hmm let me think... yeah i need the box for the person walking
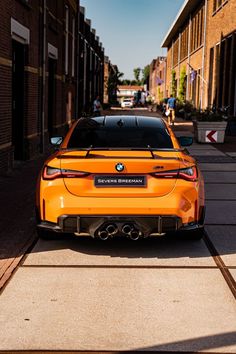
[93,96,102,117]
[167,94,176,126]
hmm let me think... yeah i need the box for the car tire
[183,227,205,240]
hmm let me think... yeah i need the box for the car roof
[77,116,166,129]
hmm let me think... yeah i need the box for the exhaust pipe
[122,224,133,235]
[122,224,141,240]
[98,230,109,241]
[106,224,118,236]
[129,229,140,241]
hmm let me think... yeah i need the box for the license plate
[94,175,146,187]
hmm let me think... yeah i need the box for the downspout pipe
[75,7,80,119]
[186,14,192,101]
[200,0,208,109]
[178,31,181,96]
[41,0,46,153]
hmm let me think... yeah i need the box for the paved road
[0,109,236,353]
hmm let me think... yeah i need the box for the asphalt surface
[0,108,236,353]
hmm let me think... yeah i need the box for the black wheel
[182,227,205,240]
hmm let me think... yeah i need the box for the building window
[72,16,75,77]
[65,5,69,75]
[213,0,228,13]
[190,5,204,53]
[173,38,179,66]
[180,24,189,60]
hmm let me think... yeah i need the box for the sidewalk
[0,155,47,288]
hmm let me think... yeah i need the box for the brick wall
[163,0,236,111]
[0,0,81,174]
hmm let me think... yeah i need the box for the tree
[141,65,150,85]
[133,67,141,83]
[122,79,131,85]
[106,69,124,104]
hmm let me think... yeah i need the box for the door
[12,40,25,160]
[48,58,56,137]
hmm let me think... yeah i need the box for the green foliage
[122,79,131,85]
[133,67,141,83]
[178,66,186,103]
[107,69,124,104]
[157,87,163,102]
[171,70,177,97]
[141,65,150,84]
[191,108,224,121]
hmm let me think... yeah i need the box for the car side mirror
[50,136,63,146]
[178,136,193,147]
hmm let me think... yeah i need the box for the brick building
[162,0,236,114]
[0,1,106,174]
[149,56,167,103]
[0,0,80,173]
[103,56,118,104]
[78,7,104,115]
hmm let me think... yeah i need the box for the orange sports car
[36,116,205,240]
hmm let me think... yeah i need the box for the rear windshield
[68,119,173,149]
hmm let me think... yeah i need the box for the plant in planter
[177,100,194,120]
[191,108,227,143]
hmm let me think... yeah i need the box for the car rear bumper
[37,214,204,238]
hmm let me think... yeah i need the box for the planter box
[193,121,227,143]
[226,121,236,136]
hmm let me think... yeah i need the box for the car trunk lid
[59,149,188,198]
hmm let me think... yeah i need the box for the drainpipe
[200,0,208,109]
[178,31,181,96]
[41,0,46,153]
[164,58,167,98]
[186,14,192,100]
[171,39,174,95]
[75,7,79,118]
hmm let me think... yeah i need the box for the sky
[80,0,184,80]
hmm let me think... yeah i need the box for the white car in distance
[121,98,133,108]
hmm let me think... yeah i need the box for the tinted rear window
[68,118,173,149]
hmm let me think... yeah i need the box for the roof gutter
[161,0,201,48]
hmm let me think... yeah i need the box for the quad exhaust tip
[97,223,142,241]
[122,224,142,241]
[98,230,109,241]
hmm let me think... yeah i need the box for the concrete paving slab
[199,163,236,171]
[174,131,193,137]
[188,149,226,156]
[23,237,215,267]
[203,171,236,183]
[205,226,236,267]
[0,268,236,352]
[205,201,236,225]
[226,152,236,157]
[205,184,236,200]
[189,144,219,150]
[196,156,234,163]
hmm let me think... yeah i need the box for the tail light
[43,166,90,180]
[152,166,198,182]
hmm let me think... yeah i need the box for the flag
[156,76,164,85]
[187,63,197,83]
[190,69,197,83]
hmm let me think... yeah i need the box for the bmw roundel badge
[116,163,125,172]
